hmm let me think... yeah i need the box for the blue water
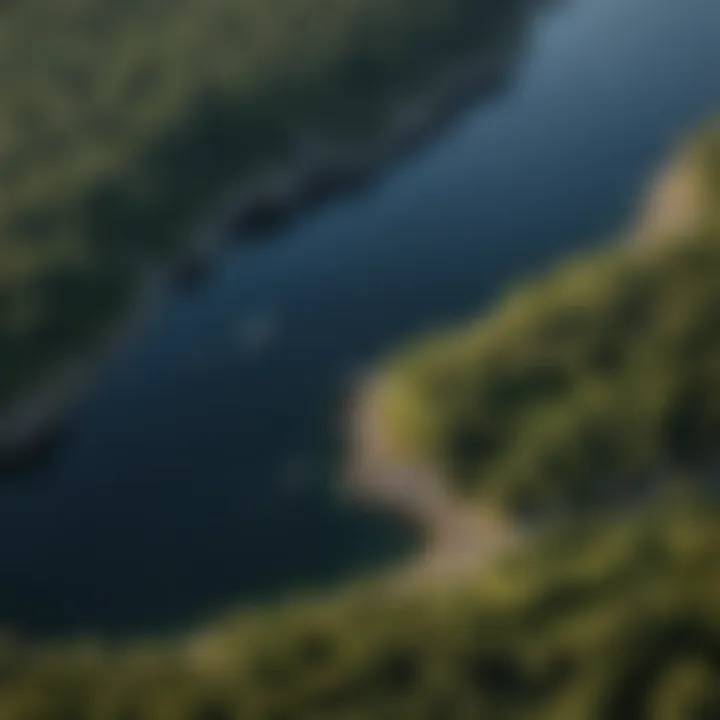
[1,0,718,637]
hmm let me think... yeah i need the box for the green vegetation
[0,501,717,719]
[3,22,719,714]
[0,125,718,720]
[0,0,529,404]
[377,126,720,514]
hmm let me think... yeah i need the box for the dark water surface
[1,0,719,637]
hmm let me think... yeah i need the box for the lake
[0,0,718,638]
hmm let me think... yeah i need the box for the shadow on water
[147,6,539,293]
[0,423,72,483]
[171,60,524,297]
[257,1,570,239]
[224,46,523,247]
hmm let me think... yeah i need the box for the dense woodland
[0,0,529,403]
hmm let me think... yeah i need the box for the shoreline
[344,378,517,586]
[0,43,521,469]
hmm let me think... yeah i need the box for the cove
[0,0,719,638]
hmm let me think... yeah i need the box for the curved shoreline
[342,138,716,580]
[341,144,711,581]
[344,378,517,586]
